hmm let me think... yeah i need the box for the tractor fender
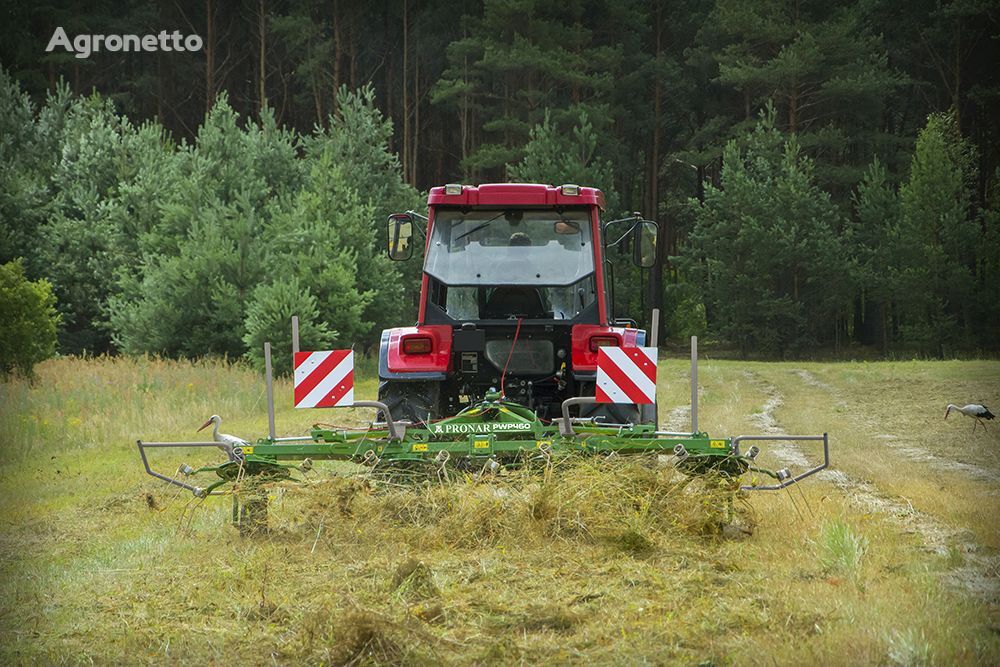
[378,327,450,381]
[570,324,647,372]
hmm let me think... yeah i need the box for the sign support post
[691,336,698,434]
[264,342,276,439]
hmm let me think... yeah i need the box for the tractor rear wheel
[640,402,659,426]
[581,401,640,425]
[578,382,656,426]
[377,380,441,425]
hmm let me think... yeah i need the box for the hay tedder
[138,390,829,497]
[137,183,830,529]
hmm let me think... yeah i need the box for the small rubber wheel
[237,493,268,537]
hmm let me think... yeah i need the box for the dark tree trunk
[205,0,215,112]
[258,0,267,113]
[646,3,664,342]
[402,0,410,183]
[332,0,341,114]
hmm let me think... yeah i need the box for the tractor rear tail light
[402,337,433,355]
[589,336,619,352]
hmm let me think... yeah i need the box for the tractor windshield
[424,209,595,287]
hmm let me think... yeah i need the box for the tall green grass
[816,519,868,583]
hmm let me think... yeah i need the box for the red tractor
[383,183,657,425]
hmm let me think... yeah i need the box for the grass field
[1,355,998,665]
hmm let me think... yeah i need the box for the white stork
[944,404,995,433]
[197,415,250,454]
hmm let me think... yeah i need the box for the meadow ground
[0,355,998,665]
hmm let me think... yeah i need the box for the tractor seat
[484,286,547,319]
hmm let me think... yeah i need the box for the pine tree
[850,158,899,351]
[109,98,304,357]
[36,94,165,353]
[432,0,630,179]
[692,0,904,195]
[976,170,1000,347]
[243,277,336,376]
[897,111,978,354]
[506,110,618,212]
[680,107,849,356]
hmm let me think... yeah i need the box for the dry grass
[0,355,998,664]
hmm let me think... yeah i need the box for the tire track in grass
[795,368,997,483]
[744,372,809,467]
[743,369,1000,605]
[874,434,996,484]
[791,370,998,486]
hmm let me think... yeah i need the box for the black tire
[639,401,658,427]
[377,380,441,424]
[577,381,642,425]
[582,402,641,425]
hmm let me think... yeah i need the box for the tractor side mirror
[387,213,413,261]
[633,220,657,269]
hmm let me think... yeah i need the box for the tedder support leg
[354,400,406,440]
[559,397,598,436]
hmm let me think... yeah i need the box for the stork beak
[197,418,212,432]
[944,408,950,419]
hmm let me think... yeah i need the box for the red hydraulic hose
[500,317,523,398]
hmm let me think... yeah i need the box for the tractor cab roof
[428,183,605,211]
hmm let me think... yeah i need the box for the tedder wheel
[377,380,441,424]
[235,490,268,537]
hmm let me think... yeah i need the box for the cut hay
[295,454,751,554]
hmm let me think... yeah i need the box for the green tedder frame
[138,391,830,503]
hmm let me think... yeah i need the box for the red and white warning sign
[293,350,354,408]
[595,346,658,405]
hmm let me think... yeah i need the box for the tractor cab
[383,183,656,423]
[422,207,596,322]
